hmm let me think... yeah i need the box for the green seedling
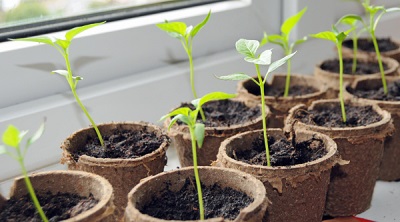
[216,39,295,166]
[342,0,400,94]
[0,122,48,222]
[338,16,366,73]
[160,91,236,220]
[261,7,308,97]
[156,11,211,100]
[12,22,105,146]
[310,26,354,123]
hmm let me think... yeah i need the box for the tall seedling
[261,7,308,97]
[12,22,105,146]
[311,26,354,123]
[157,11,211,100]
[0,123,47,222]
[160,92,236,220]
[217,39,295,166]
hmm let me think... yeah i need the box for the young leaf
[55,39,70,50]
[267,51,297,74]
[27,121,45,147]
[11,36,55,46]
[2,125,20,148]
[52,70,69,77]
[156,22,187,38]
[65,22,105,42]
[216,73,254,81]
[190,11,211,38]
[244,49,272,65]
[281,7,307,36]
[260,32,268,47]
[160,107,192,121]
[310,31,337,43]
[194,123,205,148]
[337,14,363,26]
[292,36,308,48]
[236,39,259,58]
[198,92,236,108]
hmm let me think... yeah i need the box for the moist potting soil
[320,58,388,75]
[0,192,98,221]
[347,80,400,101]
[245,83,318,97]
[140,178,253,220]
[234,133,327,166]
[343,38,399,52]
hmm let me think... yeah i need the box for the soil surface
[0,192,97,222]
[245,83,318,97]
[234,133,327,166]
[343,38,399,52]
[141,178,253,220]
[347,80,400,101]
[178,100,261,127]
[294,104,382,128]
[73,128,168,160]
[320,58,388,75]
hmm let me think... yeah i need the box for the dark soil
[73,128,168,160]
[178,100,261,127]
[0,192,97,222]
[245,83,318,97]
[294,104,382,128]
[343,38,399,52]
[141,178,253,220]
[320,58,388,75]
[234,133,327,166]
[347,80,400,101]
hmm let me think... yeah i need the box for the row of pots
[2,40,400,221]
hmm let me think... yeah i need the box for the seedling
[0,122,48,222]
[160,91,236,220]
[310,26,354,123]
[156,11,211,99]
[216,39,295,166]
[261,7,308,97]
[12,22,105,146]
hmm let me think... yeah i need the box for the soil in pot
[320,58,387,75]
[345,77,400,181]
[234,133,327,167]
[286,100,393,216]
[246,84,318,98]
[140,178,253,220]
[0,192,98,221]
[71,128,168,160]
[168,99,264,167]
[343,38,399,53]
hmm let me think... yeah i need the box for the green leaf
[52,70,69,77]
[310,31,337,43]
[236,39,259,58]
[11,36,55,46]
[197,92,236,108]
[385,7,400,13]
[267,51,297,74]
[168,114,183,130]
[55,39,70,50]
[65,22,105,42]
[160,107,192,121]
[190,10,211,38]
[216,73,253,81]
[337,14,363,26]
[156,22,187,38]
[291,36,307,48]
[26,121,45,147]
[260,32,268,47]
[0,145,7,155]
[281,7,307,36]
[2,125,20,148]
[194,123,205,148]
[244,49,272,65]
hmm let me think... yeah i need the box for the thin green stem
[17,148,48,222]
[283,48,292,97]
[352,36,358,74]
[255,64,271,166]
[371,32,388,94]
[189,127,204,220]
[338,44,347,123]
[64,54,104,146]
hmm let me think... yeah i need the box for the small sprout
[261,7,308,97]
[310,25,354,123]
[0,122,48,222]
[217,39,295,166]
[160,91,236,220]
[157,11,211,100]
[12,22,105,146]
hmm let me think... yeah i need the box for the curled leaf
[194,123,205,148]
